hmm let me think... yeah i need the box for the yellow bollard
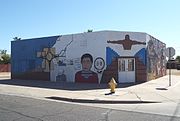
[108,77,117,93]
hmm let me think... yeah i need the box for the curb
[45,96,161,104]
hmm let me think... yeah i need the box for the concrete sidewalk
[1,75,179,103]
[0,72,180,117]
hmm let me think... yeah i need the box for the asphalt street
[0,94,180,121]
[0,71,180,120]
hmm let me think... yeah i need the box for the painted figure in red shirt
[75,53,98,83]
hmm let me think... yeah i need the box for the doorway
[118,58,135,83]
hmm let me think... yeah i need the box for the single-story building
[11,30,167,83]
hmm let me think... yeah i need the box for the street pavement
[0,71,180,118]
[2,94,179,121]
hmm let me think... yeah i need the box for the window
[128,59,134,71]
[118,60,125,71]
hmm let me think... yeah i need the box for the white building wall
[50,31,147,83]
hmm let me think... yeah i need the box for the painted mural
[75,53,98,83]
[107,34,146,50]
[37,47,56,72]
[101,34,147,83]
[147,36,166,80]
[94,57,105,73]
[11,31,166,83]
[49,32,149,83]
[50,33,147,83]
[50,34,99,83]
[11,36,58,80]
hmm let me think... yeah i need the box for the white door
[118,58,135,83]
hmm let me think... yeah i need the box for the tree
[176,56,180,63]
[13,37,21,40]
[0,50,11,64]
[87,29,93,32]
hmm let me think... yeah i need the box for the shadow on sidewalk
[45,96,161,104]
[0,79,141,91]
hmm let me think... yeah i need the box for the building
[11,30,167,83]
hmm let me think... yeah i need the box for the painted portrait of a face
[81,57,92,71]
[75,53,98,83]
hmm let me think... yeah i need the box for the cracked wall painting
[50,35,100,83]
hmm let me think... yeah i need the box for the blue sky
[0,0,180,57]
